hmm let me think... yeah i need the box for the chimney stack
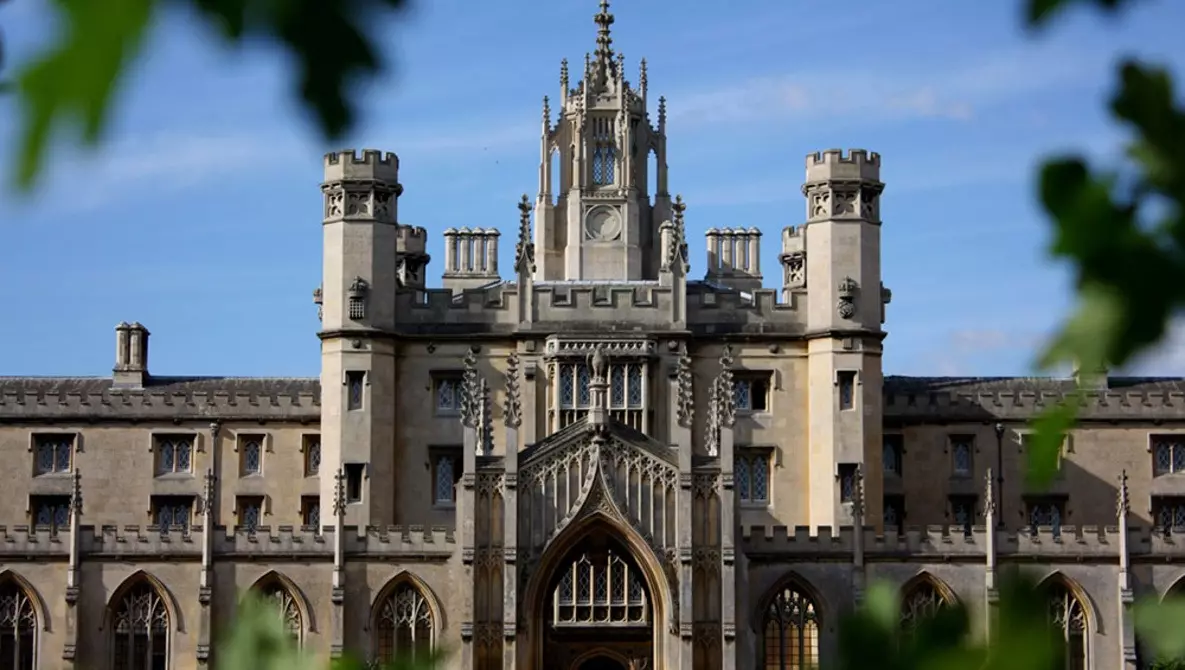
[113,322,150,388]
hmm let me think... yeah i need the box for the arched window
[0,580,36,670]
[1046,582,1087,670]
[254,580,301,645]
[111,582,169,670]
[900,578,951,633]
[762,582,820,670]
[551,548,648,626]
[374,583,433,666]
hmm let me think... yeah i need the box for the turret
[800,149,887,530]
[319,149,405,528]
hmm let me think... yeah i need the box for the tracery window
[551,549,648,626]
[374,583,434,666]
[154,436,193,476]
[590,118,616,186]
[111,582,169,670]
[240,437,263,476]
[1153,435,1185,476]
[1046,582,1087,670]
[950,435,974,477]
[557,361,645,430]
[736,451,771,505]
[0,580,36,670]
[899,580,950,633]
[762,583,820,670]
[255,581,301,644]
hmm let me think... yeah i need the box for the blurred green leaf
[1025,0,1139,28]
[11,0,409,192]
[1136,595,1185,663]
[218,593,319,670]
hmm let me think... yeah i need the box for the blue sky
[2,0,1184,379]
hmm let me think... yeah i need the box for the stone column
[197,461,218,664]
[671,347,694,670]
[715,346,738,670]
[331,467,346,657]
[983,468,998,640]
[63,469,82,664]
[851,466,866,607]
[458,349,482,670]
[1117,471,1137,669]
[502,353,522,670]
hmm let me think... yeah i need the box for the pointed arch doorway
[530,525,658,670]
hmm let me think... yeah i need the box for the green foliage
[220,593,445,670]
[8,0,407,191]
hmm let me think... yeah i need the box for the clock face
[585,206,622,241]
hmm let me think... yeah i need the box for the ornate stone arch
[523,511,672,670]
[569,646,634,670]
[0,570,50,633]
[369,570,444,665]
[1160,573,1185,602]
[753,572,824,670]
[1037,572,1095,670]
[104,570,184,633]
[246,570,317,634]
[899,571,959,630]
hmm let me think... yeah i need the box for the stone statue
[588,345,609,382]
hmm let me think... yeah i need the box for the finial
[515,195,536,274]
[851,465,865,519]
[560,59,570,93]
[717,344,736,429]
[332,467,346,517]
[542,96,551,127]
[594,0,615,60]
[639,58,648,96]
[71,468,83,514]
[983,468,996,516]
[669,195,689,272]
[673,194,686,220]
[1117,469,1130,519]
[658,96,667,128]
[504,352,522,428]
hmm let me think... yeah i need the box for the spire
[515,195,536,274]
[591,0,616,91]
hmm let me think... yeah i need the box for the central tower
[533,0,671,281]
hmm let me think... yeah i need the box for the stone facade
[2,3,1184,670]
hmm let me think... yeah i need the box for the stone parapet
[884,387,1185,421]
[741,524,1185,560]
[0,524,455,560]
[0,386,320,421]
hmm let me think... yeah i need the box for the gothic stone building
[2,4,1185,670]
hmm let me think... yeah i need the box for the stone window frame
[947,433,976,479]
[345,370,367,412]
[430,370,465,417]
[948,494,978,533]
[836,370,858,411]
[234,432,271,478]
[733,371,773,415]
[1150,433,1185,477]
[882,433,905,478]
[302,434,321,477]
[429,446,462,508]
[883,493,906,531]
[28,494,71,528]
[1023,493,1069,536]
[149,494,196,531]
[234,494,269,530]
[343,463,367,504]
[150,432,200,478]
[29,431,79,477]
[837,463,859,503]
[736,446,775,508]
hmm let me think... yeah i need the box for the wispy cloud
[1118,317,1185,377]
[666,44,1103,128]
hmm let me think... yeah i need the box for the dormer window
[348,277,369,320]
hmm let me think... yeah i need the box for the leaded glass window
[737,452,770,505]
[155,436,193,475]
[237,497,263,531]
[951,436,973,477]
[256,581,301,644]
[31,496,70,528]
[301,497,320,528]
[763,583,820,670]
[347,371,365,411]
[1154,498,1185,531]
[304,437,321,477]
[1029,501,1063,538]
[33,434,72,475]
[111,583,168,670]
[151,496,192,532]
[552,550,648,626]
[557,360,646,430]
[241,438,262,476]
[375,583,434,665]
[434,376,463,414]
[1046,582,1087,670]
[1153,436,1185,476]
[433,454,459,505]
[734,375,770,412]
[0,580,36,670]
[950,496,976,534]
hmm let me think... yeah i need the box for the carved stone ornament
[850,465,865,520]
[1117,469,1130,520]
[983,468,995,517]
[666,195,690,272]
[705,345,736,457]
[784,251,805,289]
[459,349,482,429]
[503,352,522,428]
[837,276,858,320]
[587,345,610,383]
[348,276,369,299]
[514,195,536,274]
[675,347,694,428]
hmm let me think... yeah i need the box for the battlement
[781,226,805,255]
[883,386,1185,421]
[390,282,804,335]
[0,524,455,560]
[0,381,321,421]
[741,524,1185,560]
[397,224,429,255]
[323,148,400,183]
[805,148,881,184]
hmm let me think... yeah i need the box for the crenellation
[0,524,69,556]
[804,148,882,184]
[0,384,321,420]
[322,149,400,184]
[883,385,1185,420]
